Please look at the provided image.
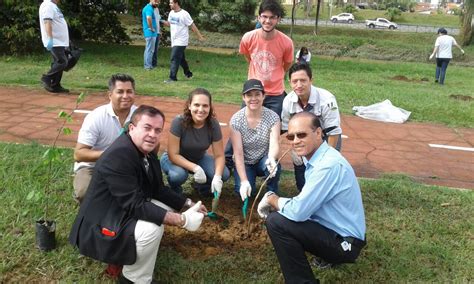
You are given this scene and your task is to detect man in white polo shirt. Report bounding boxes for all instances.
[162,0,204,83]
[73,74,137,204]
[39,0,70,93]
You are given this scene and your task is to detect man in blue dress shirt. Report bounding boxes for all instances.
[258,111,366,283]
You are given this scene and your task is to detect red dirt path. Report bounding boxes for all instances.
[1,86,473,189]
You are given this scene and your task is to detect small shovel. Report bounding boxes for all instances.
[206,192,230,229]
[207,191,219,220]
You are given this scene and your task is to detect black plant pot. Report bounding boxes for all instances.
[35,219,56,251]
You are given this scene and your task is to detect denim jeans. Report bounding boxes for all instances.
[144,36,157,69]
[294,134,342,191]
[435,58,450,85]
[160,152,230,195]
[43,46,68,88]
[233,156,281,196]
[152,35,160,68]
[168,45,192,81]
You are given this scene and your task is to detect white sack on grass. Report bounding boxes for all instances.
[352,99,411,124]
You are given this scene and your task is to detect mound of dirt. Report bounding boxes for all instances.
[391,75,410,81]
[161,196,271,259]
[449,94,473,101]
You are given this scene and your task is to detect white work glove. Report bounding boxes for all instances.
[429,53,434,60]
[265,156,277,178]
[181,201,205,232]
[193,165,207,184]
[461,49,465,55]
[211,175,223,197]
[290,150,304,166]
[257,191,275,219]
[239,180,252,201]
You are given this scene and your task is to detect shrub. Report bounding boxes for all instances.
[61,0,130,44]
[385,7,402,21]
[343,4,357,14]
[196,0,258,33]
[0,1,130,55]
[0,2,42,54]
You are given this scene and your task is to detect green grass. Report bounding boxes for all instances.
[0,39,473,127]
[1,142,473,282]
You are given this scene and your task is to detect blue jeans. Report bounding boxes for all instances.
[168,45,192,81]
[152,35,160,68]
[160,152,230,195]
[435,58,450,85]
[294,134,342,191]
[144,36,158,69]
[233,156,281,197]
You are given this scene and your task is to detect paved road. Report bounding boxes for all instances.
[281,18,460,35]
[1,87,473,189]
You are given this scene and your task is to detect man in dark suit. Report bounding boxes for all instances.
[70,105,207,283]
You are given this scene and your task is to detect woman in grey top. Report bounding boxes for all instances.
[161,88,230,196]
[230,79,281,202]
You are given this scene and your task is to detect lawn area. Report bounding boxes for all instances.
[0,142,473,282]
[0,39,473,128]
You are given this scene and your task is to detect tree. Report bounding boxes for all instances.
[385,7,402,21]
[461,0,474,45]
[313,0,322,35]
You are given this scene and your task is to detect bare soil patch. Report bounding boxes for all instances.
[391,75,430,83]
[161,195,270,259]
[449,94,473,101]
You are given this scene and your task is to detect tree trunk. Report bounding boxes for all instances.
[305,0,314,18]
[314,0,322,35]
[461,0,474,45]
[291,0,296,39]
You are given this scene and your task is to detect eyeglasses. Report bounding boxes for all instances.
[259,15,279,21]
[286,132,311,141]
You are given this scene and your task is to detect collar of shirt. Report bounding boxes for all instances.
[105,103,119,119]
[306,141,330,169]
[289,85,321,114]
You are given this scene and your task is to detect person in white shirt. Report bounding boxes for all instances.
[162,0,204,83]
[296,46,311,64]
[73,74,138,204]
[281,63,342,191]
[39,0,70,93]
[429,28,464,85]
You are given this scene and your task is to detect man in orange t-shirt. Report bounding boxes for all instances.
[225,0,294,170]
[239,0,294,117]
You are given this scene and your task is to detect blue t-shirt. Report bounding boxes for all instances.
[142,4,157,38]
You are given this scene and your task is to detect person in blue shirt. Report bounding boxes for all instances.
[257,111,366,283]
[142,0,160,70]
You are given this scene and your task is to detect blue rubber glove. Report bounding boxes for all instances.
[46,38,53,51]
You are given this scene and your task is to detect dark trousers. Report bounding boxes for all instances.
[294,134,342,191]
[224,92,286,169]
[43,46,68,88]
[435,58,450,85]
[169,45,192,81]
[265,212,364,284]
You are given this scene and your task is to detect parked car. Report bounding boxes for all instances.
[365,18,398,30]
[330,13,355,23]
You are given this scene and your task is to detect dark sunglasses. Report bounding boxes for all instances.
[286,132,310,141]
